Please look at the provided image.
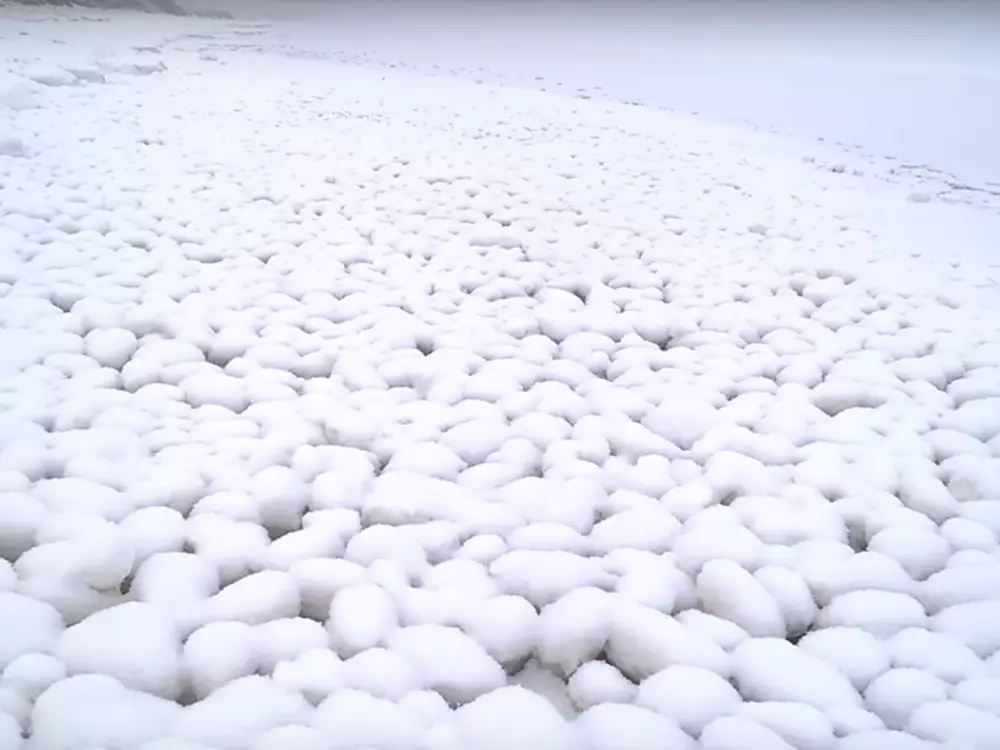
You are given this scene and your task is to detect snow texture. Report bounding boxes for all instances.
[1,1,1000,748]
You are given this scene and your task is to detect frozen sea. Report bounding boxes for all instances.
[1,1,1000,748]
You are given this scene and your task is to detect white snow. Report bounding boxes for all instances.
[54,601,183,699]
[388,624,506,705]
[731,638,863,710]
[310,689,420,750]
[697,558,787,637]
[700,715,796,750]
[575,702,697,750]
[534,587,613,678]
[183,621,257,700]
[736,701,837,750]
[566,660,636,711]
[864,668,951,730]
[635,664,743,735]
[2,1,1000,747]
[798,627,891,691]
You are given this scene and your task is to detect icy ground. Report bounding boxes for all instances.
[2,4,1000,750]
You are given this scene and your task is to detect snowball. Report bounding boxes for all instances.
[13,576,114,627]
[637,664,743,735]
[33,477,131,521]
[180,676,313,749]
[752,566,818,638]
[731,638,862,710]
[641,399,722,449]
[251,465,311,536]
[301,507,362,537]
[700,715,796,750]
[84,328,138,369]
[272,648,345,706]
[947,454,1000,503]
[451,686,577,750]
[675,609,750,650]
[55,602,182,699]
[920,565,1000,613]
[422,558,496,599]
[0,593,64,669]
[342,647,422,700]
[697,558,786,637]
[345,525,429,578]
[180,372,249,411]
[826,706,886,736]
[184,621,258,700]
[290,558,366,621]
[253,618,329,674]
[940,517,997,552]
[736,701,837,750]
[261,526,352,570]
[0,492,44,560]
[575,702,697,750]
[489,550,614,608]
[953,677,1000,715]
[187,516,270,584]
[614,564,679,612]
[567,660,636,710]
[388,625,506,705]
[312,466,374,512]
[906,700,1000,749]
[930,601,1000,657]
[867,527,951,580]
[385,441,466,479]
[896,467,960,523]
[672,523,766,575]
[20,522,134,591]
[492,477,597,534]
[190,491,261,523]
[816,590,927,637]
[311,689,419,750]
[460,594,538,670]
[606,603,730,681]
[120,506,187,563]
[864,668,950,730]
[661,481,716,521]
[200,570,301,628]
[509,659,575,718]
[797,627,890,690]
[327,583,399,657]
[400,688,452,727]
[587,507,681,555]
[458,534,508,564]
[797,550,916,607]
[1,652,66,701]
[886,627,986,683]
[536,587,613,678]
[31,674,182,750]
[130,552,220,608]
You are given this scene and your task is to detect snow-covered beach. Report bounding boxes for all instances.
[2,2,1000,748]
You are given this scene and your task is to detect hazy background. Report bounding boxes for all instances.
[182,0,1000,187]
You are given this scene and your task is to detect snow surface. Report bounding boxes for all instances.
[1,1,1000,749]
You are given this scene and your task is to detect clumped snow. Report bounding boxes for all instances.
[1,2,1000,749]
